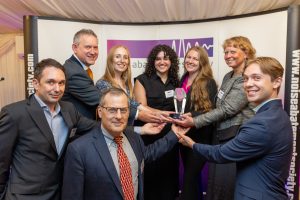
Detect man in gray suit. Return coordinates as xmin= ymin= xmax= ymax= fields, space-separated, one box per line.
xmin=62 ymin=29 xmax=160 ymax=123
xmin=0 ymin=58 xmax=96 ymax=200
xmin=178 ymin=57 xmax=293 ymax=200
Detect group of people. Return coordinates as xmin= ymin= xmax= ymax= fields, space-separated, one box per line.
xmin=0 ymin=28 xmax=292 ymax=200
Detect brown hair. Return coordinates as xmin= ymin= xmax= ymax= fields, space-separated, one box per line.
xmin=34 ymin=58 xmax=65 ymax=80
xmin=144 ymin=44 xmax=180 ymax=87
xmin=184 ymin=46 xmax=215 ymax=112
xmin=245 ymin=57 xmax=284 ymax=93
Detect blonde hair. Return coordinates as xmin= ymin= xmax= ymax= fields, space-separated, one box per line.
xmin=184 ymin=46 xmax=214 ymax=112
xmin=101 ymin=45 xmax=133 ymax=97
xmin=223 ymin=36 xmax=256 ymax=60
xmin=246 ymin=57 xmax=283 ymax=93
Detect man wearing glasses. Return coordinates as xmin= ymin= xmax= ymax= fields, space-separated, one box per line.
xmin=62 ymin=87 xmax=186 ymax=200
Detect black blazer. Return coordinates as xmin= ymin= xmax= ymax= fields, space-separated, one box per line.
xmin=62 ymin=55 xmax=101 ymax=119
xmin=0 ymin=95 xmax=96 ymax=200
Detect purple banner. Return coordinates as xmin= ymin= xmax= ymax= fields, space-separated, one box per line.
xmin=107 ymin=38 xmax=213 ymax=58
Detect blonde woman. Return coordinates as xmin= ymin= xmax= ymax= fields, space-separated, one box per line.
xmin=96 ymin=45 xmax=162 ymax=124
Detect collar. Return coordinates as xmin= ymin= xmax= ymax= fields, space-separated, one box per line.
xmin=253 ymin=98 xmax=279 ymax=113
xmin=34 ymin=94 xmax=61 ymax=114
xmin=73 ymin=54 xmax=89 ymax=70
xmin=101 ymin=125 xmax=124 ymax=143
xmin=152 ymin=73 xmax=170 ymax=84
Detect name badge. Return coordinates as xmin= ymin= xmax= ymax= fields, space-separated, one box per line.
xmin=69 ymin=128 xmax=77 ymax=138
xmin=165 ymin=90 xmax=174 ymax=98
xmin=217 ymin=90 xmax=224 ymax=99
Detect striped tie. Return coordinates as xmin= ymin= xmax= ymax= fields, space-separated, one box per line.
xmin=114 ymin=136 xmax=135 ymax=200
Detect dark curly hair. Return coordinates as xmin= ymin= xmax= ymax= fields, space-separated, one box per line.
xmin=144 ymin=44 xmax=180 ymax=87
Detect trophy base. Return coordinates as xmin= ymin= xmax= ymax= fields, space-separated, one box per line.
xmin=169 ymin=113 xmax=181 ymax=119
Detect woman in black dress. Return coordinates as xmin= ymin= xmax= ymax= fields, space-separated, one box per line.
xmin=133 ymin=44 xmax=180 ymax=200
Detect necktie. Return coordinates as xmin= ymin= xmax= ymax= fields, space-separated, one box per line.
xmin=114 ymin=136 xmax=135 ymax=200
xmin=86 ymin=68 xmax=93 ymax=80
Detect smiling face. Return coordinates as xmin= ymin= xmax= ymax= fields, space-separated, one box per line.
xmin=154 ymin=51 xmax=171 ymax=76
xmin=33 ymin=66 xmax=66 ymax=110
xmin=224 ymin=46 xmax=246 ymax=71
xmin=184 ymin=49 xmax=200 ymax=75
xmin=243 ymin=63 xmax=281 ymax=106
xmin=112 ymin=47 xmax=129 ymax=75
xmin=72 ymin=34 xmax=99 ymax=67
xmin=98 ymin=93 xmax=129 ymax=137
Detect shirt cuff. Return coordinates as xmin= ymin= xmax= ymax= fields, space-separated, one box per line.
xmin=134 ymin=126 xmax=142 ymax=135
xmin=135 ymin=109 xmax=139 ymax=120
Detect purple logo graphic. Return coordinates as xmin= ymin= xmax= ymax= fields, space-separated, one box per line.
xmin=107 ymin=38 xmax=213 ymax=58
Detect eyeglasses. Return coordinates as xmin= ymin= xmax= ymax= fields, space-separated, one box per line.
xmin=100 ymin=106 xmax=129 ymax=114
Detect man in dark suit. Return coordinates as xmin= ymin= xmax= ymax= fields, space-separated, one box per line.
xmin=62 ymin=29 xmax=160 ymax=123
xmin=62 ymin=87 xmax=185 ymax=200
xmin=62 ymin=29 xmax=101 ymax=120
xmin=178 ymin=57 xmax=293 ymax=200
xmin=0 ymin=58 xmax=97 ymax=200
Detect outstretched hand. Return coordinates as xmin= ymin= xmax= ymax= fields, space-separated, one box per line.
xmin=158 ymin=110 xmax=174 ymax=123
xmin=138 ymin=110 xmax=162 ymax=123
xmin=172 ymin=113 xmax=195 ymax=128
xmin=176 ymin=131 xmax=195 ymax=149
xmin=141 ymin=122 xmax=166 ymax=135
xmin=171 ymin=124 xmax=190 ymax=138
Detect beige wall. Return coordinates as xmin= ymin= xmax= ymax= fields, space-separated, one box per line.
xmin=0 ymin=33 xmax=25 ymax=110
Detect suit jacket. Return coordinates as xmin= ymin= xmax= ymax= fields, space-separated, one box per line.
xmin=62 ymin=55 xmax=137 ymax=122
xmin=62 ymin=55 xmax=101 ymax=119
xmin=0 ymin=95 xmax=96 ymax=200
xmin=194 ymin=71 xmax=254 ymax=134
xmin=62 ymin=125 xmax=179 ymax=200
xmin=193 ymin=99 xmax=293 ymax=200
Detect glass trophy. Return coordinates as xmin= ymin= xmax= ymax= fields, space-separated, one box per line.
xmin=171 ymin=88 xmax=186 ymax=119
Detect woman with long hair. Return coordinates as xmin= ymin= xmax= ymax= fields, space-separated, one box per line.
xmin=96 ymin=45 xmax=162 ymax=124
xmin=179 ymin=46 xmax=217 ymax=200
xmin=133 ymin=44 xmax=180 ymax=200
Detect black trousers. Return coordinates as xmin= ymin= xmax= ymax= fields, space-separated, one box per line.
xmin=142 ymin=124 xmax=179 ymax=200
xmin=206 ymin=126 xmax=239 ymax=200
xmin=180 ymin=144 xmax=207 ymax=200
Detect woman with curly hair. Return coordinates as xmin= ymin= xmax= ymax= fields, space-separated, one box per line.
xmin=96 ymin=45 xmax=161 ymax=124
xmin=179 ymin=46 xmax=218 ymax=200
xmin=133 ymin=44 xmax=180 ymax=200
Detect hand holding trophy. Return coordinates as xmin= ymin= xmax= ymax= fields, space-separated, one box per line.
xmin=170 ymin=88 xmax=186 ymax=119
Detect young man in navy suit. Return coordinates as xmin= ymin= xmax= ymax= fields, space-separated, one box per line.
xmin=178 ymin=57 xmax=293 ymax=200
xmin=62 ymin=88 xmax=186 ymax=200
